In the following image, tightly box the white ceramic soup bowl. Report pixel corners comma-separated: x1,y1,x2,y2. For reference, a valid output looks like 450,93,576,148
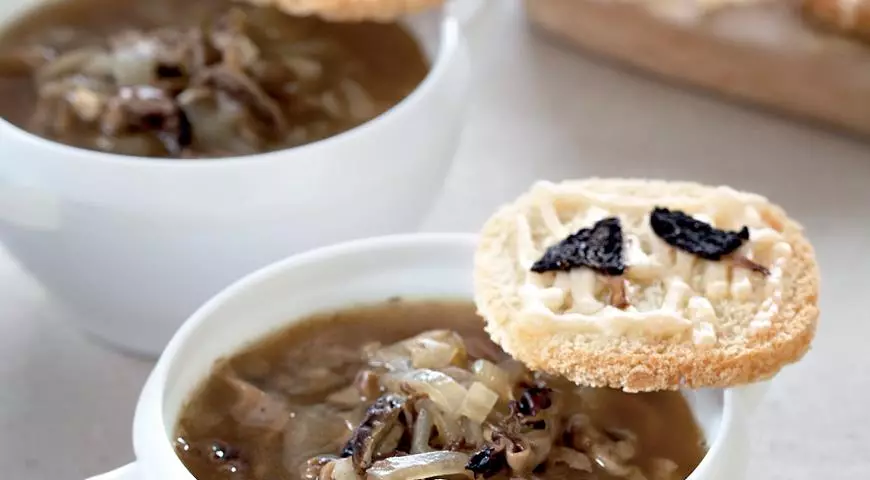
0,0,481,357
89,233,770,480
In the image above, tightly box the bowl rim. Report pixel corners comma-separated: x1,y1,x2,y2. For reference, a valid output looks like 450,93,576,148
0,9,461,168
132,233,739,479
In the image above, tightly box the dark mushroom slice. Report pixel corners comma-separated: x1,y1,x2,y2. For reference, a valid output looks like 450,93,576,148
531,217,626,276
649,207,770,275
342,393,407,473
466,444,507,479
531,217,630,309
515,386,553,418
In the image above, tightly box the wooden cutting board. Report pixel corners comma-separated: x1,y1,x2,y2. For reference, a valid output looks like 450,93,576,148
525,0,870,137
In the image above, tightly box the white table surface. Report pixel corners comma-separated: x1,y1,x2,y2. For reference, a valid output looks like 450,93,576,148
2,1,869,478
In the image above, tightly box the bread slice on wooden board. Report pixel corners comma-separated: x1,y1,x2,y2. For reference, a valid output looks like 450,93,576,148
241,0,443,21
803,0,870,43
525,0,870,138
474,179,820,392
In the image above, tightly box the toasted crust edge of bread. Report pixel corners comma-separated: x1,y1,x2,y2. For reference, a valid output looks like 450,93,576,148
249,0,443,21
473,178,821,392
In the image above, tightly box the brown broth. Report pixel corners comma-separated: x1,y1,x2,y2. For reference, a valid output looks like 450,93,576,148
175,300,707,480
0,0,429,158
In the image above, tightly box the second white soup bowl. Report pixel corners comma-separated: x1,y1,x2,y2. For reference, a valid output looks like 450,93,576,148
89,234,769,479
0,0,476,356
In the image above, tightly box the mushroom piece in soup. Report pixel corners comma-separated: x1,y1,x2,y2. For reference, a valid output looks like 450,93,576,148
174,300,707,480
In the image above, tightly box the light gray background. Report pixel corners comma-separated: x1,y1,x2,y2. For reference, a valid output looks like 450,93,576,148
2,1,868,478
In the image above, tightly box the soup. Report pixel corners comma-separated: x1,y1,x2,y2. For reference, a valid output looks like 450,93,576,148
175,300,706,480
0,0,429,158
